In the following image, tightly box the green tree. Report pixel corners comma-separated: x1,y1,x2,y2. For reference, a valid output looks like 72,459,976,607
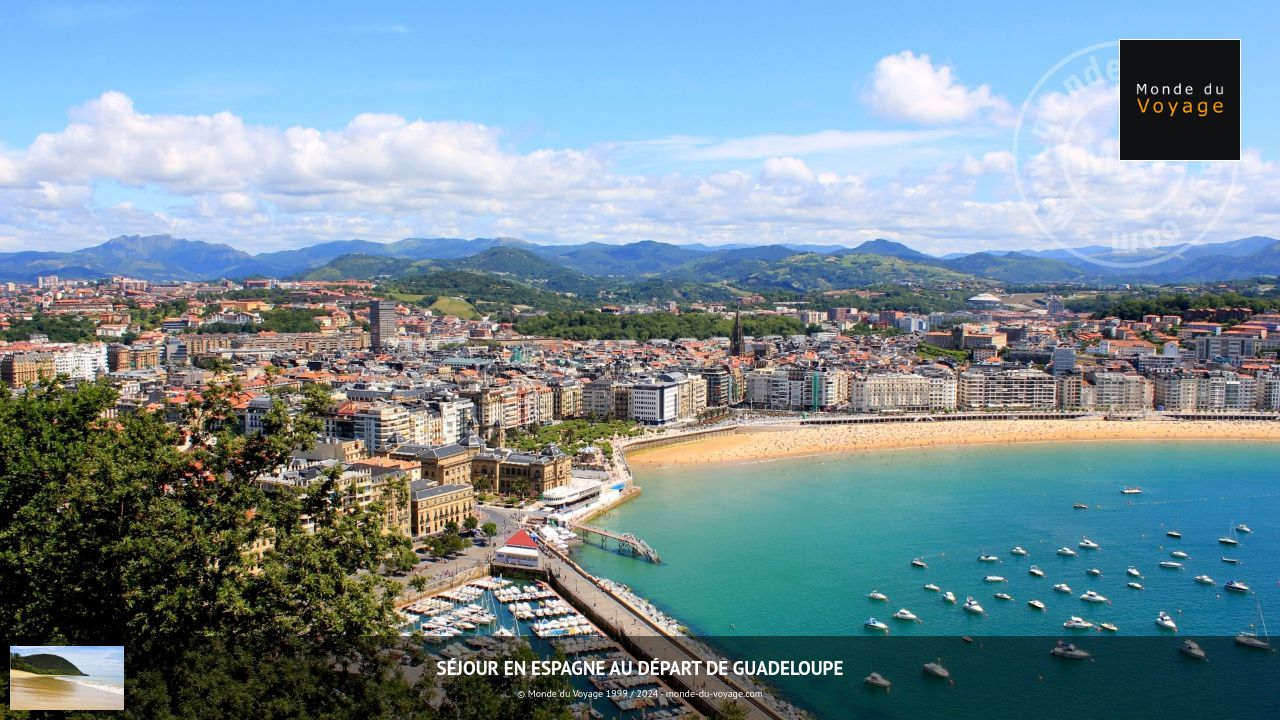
463,515,479,532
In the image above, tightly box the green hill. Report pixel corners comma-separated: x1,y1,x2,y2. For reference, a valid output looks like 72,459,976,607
11,652,87,676
742,252,972,292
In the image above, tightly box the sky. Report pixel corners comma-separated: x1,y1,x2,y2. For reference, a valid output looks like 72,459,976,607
11,645,124,677
1,1,1278,255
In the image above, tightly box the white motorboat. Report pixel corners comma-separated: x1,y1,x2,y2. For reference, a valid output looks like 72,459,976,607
963,596,984,614
983,575,1007,583
994,592,1013,601
1170,550,1189,559
1126,566,1142,577
1028,599,1046,611
1050,640,1092,659
911,557,928,568
1166,530,1181,538
1235,523,1252,534
1180,640,1206,659
864,672,892,689
864,617,890,632
1063,616,1093,629
1219,536,1239,546
1099,622,1119,632
1221,557,1240,564
923,583,940,592
943,591,957,604
1159,561,1183,569
1128,582,1144,590
1079,590,1109,603
1029,565,1046,577
1078,537,1100,550
923,661,950,679
1224,580,1250,593
978,554,1000,562
1121,486,1143,494
868,590,889,601
1053,583,1072,593
1011,546,1028,556
892,608,919,622
1086,568,1102,577
1057,547,1078,557
1155,611,1178,631
1194,575,1215,585
1073,503,1089,509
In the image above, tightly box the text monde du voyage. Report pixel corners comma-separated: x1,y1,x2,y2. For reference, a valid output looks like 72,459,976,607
1134,82,1228,118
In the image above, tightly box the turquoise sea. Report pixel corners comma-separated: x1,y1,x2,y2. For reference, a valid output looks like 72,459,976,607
574,441,1280,719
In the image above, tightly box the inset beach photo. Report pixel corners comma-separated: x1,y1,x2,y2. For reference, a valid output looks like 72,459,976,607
9,646,124,711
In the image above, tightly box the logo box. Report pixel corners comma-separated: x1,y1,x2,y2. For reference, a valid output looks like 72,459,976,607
1119,39,1240,161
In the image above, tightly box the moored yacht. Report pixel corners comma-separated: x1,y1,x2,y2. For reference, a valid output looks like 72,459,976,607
943,591,957,604
1063,616,1093,629
994,592,1013,601
923,583,940,592
1155,611,1178,631
1073,503,1088,509
978,554,1000,562
1194,575,1214,585
1086,568,1102,577
1235,633,1271,650
911,557,928,568
1127,566,1142,577
1180,640,1207,660
923,661,950,679
1050,640,1091,659
1166,530,1181,538
1029,565,1046,577
1053,583,1072,593
1078,537,1100,550
892,608,920,622
1121,486,1143,494
1099,622,1118,632
1159,561,1183,569
1218,536,1239,546
1079,590,1108,603
1028,599,1046,611
983,575,1007,583
1171,550,1189,559
963,596,984,614
1221,557,1240,564
1128,582,1144,590
1011,546,1028,556
1057,547,1078,557
864,672,892,689
864,617,890,632
868,590,889,601
1224,580,1250,593
1235,523,1252,534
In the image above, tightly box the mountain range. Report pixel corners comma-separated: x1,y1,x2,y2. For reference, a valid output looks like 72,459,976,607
2,234,1279,290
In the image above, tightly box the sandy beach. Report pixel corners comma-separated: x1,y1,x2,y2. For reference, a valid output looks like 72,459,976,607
9,669,124,711
626,419,1280,468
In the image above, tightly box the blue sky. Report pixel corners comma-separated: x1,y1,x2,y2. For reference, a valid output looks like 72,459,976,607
11,645,124,676
1,1,1277,254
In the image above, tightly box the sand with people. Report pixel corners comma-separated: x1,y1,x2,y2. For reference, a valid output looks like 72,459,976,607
625,419,1280,468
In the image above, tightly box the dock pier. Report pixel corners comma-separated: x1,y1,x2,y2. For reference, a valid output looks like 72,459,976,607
568,520,662,563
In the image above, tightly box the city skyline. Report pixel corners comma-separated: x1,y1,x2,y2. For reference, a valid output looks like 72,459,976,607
2,2,1279,256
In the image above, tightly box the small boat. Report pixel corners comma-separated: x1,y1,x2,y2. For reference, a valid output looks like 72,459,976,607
1011,546,1028,556
1194,575,1215,585
1079,590,1109,603
1156,611,1178,631
1180,640,1207,660
978,554,1000,562
923,661,950,679
1221,557,1240,564
961,635,973,643
1219,536,1239,546
1126,566,1142,577
943,591,957,604
911,557,928,568
923,583,940,592
864,617,890,632
1159,561,1183,569
1166,530,1181,538
1053,583,1072,593
983,576,1007,583
1086,568,1102,577
868,590,889,601
1224,580,1250,593
893,608,920,622
1057,547,1078,557
1028,599,1046,611
994,592,1013,601
864,672,892,689
1029,565,1046,577
1099,622,1119,632
1171,551,1189,559
1128,582,1144,590
1078,537,1100,550
1073,503,1088,509
1121,486,1143,494
1236,633,1272,650
963,596,984,614
1235,523,1252,534
1063,616,1093,629
1050,640,1091,659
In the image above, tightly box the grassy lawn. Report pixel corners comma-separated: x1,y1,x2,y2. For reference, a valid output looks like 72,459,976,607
429,296,481,319
386,290,426,302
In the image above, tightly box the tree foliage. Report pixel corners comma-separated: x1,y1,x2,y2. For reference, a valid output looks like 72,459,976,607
515,311,805,341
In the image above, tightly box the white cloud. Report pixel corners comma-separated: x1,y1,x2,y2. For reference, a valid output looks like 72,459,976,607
864,51,1012,125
